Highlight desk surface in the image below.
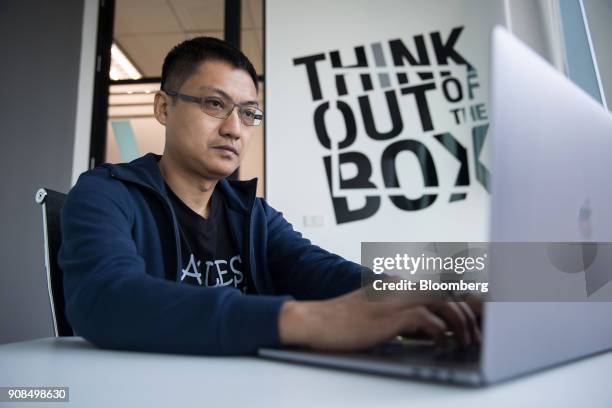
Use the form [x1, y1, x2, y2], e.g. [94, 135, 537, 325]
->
[1, 337, 611, 407]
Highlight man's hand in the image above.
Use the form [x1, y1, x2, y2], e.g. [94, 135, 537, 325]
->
[278, 288, 481, 351]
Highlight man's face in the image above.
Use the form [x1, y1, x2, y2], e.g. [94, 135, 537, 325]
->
[155, 59, 259, 180]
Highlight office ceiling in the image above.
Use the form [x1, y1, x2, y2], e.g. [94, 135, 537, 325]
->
[113, 0, 263, 78]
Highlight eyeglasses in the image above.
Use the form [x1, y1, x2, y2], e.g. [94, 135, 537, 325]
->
[164, 90, 263, 126]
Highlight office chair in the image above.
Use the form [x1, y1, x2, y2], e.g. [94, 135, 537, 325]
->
[35, 188, 73, 337]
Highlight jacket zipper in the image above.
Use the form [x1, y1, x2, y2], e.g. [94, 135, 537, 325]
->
[242, 205, 258, 294]
[110, 173, 183, 280]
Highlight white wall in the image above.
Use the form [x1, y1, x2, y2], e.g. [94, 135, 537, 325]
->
[71, 0, 100, 184]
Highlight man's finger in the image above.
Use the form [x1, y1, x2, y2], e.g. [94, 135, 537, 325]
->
[401, 306, 448, 344]
[465, 295, 483, 318]
[456, 301, 481, 344]
[428, 302, 471, 346]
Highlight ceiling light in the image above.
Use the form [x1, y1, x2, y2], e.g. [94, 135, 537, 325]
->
[110, 43, 143, 80]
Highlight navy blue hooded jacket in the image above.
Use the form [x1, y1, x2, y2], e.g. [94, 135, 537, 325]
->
[59, 153, 363, 355]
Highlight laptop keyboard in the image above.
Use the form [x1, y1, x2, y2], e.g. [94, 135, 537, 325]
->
[371, 336, 481, 363]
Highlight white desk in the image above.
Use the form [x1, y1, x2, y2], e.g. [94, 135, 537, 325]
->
[1, 337, 611, 407]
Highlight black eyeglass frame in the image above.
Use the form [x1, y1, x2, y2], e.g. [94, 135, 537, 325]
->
[163, 90, 264, 126]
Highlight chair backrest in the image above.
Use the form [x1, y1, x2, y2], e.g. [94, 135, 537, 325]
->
[35, 188, 73, 337]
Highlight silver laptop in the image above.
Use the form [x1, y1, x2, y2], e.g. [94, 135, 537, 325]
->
[258, 26, 612, 386]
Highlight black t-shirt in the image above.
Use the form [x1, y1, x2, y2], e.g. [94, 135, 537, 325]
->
[166, 184, 251, 294]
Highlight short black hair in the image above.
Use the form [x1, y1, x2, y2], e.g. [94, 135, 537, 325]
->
[161, 36, 258, 94]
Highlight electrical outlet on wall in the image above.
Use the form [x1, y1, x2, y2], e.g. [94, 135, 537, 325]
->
[303, 215, 325, 227]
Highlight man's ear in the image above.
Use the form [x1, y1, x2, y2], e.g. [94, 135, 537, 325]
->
[153, 91, 169, 126]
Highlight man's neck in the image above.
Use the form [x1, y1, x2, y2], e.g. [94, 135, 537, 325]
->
[158, 154, 217, 219]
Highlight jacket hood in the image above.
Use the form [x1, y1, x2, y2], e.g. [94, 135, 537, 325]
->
[103, 153, 258, 214]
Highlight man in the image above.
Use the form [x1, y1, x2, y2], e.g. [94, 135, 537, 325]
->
[59, 37, 479, 355]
